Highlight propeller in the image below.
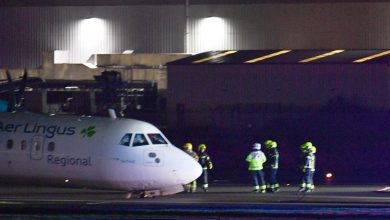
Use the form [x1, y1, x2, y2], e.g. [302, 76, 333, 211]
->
[5, 69, 16, 112]
[15, 69, 28, 109]
[5, 69, 28, 112]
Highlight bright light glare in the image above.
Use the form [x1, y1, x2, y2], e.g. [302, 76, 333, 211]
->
[75, 17, 110, 62]
[199, 17, 226, 52]
[78, 18, 106, 54]
[325, 173, 333, 179]
[81, 18, 104, 39]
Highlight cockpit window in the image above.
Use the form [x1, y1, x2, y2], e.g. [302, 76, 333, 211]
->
[119, 133, 132, 146]
[148, 133, 168, 145]
[132, 133, 149, 147]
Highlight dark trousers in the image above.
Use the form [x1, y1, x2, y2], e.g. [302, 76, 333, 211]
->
[266, 169, 278, 187]
[302, 169, 314, 189]
[250, 170, 266, 190]
[200, 169, 209, 188]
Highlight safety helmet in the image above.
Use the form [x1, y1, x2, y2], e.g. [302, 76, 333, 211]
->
[309, 146, 317, 154]
[183, 142, 193, 151]
[264, 140, 277, 149]
[300, 141, 312, 150]
[253, 143, 261, 150]
[198, 144, 206, 151]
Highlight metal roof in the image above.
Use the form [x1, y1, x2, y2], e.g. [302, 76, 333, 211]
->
[0, 0, 385, 6]
[168, 50, 390, 65]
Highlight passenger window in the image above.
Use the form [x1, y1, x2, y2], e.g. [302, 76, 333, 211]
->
[147, 133, 168, 145]
[21, 140, 27, 150]
[119, 133, 132, 146]
[7, 140, 13, 150]
[48, 142, 55, 152]
[33, 141, 40, 151]
[132, 134, 149, 147]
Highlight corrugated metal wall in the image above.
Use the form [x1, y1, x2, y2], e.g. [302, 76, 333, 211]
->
[2, 3, 390, 68]
[0, 5, 185, 68]
[187, 3, 390, 52]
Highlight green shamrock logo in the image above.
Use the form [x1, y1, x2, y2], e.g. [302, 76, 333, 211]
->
[81, 126, 96, 138]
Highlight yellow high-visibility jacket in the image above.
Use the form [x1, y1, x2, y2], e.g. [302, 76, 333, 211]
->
[246, 150, 267, 171]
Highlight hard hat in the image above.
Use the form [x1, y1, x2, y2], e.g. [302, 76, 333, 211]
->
[309, 146, 317, 154]
[183, 142, 193, 151]
[300, 141, 312, 150]
[198, 144, 206, 151]
[253, 143, 261, 150]
[265, 140, 277, 149]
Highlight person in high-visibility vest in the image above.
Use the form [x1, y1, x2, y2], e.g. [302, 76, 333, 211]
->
[197, 144, 213, 192]
[264, 140, 280, 193]
[183, 142, 199, 193]
[246, 143, 267, 193]
[299, 141, 316, 192]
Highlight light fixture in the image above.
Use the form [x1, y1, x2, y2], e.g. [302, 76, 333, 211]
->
[299, 50, 344, 63]
[198, 17, 227, 52]
[353, 50, 390, 63]
[192, 50, 237, 63]
[244, 50, 291, 63]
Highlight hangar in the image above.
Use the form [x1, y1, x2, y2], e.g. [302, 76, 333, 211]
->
[167, 49, 390, 129]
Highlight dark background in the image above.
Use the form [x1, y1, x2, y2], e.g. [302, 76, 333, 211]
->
[165, 99, 390, 186]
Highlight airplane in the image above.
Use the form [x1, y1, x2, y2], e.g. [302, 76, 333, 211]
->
[0, 70, 202, 197]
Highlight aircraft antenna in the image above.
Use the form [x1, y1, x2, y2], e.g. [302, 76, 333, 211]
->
[108, 108, 117, 119]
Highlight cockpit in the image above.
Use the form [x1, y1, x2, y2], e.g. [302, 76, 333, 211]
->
[119, 133, 168, 147]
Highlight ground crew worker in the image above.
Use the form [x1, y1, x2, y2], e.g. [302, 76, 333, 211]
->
[264, 140, 280, 193]
[198, 144, 213, 192]
[246, 143, 267, 193]
[183, 142, 199, 193]
[299, 142, 316, 192]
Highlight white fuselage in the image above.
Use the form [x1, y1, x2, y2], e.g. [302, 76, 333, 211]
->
[0, 112, 202, 195]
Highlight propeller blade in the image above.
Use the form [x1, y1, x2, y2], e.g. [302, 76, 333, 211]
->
[16, 69, 28, 108]
[5, 69, 15, 112]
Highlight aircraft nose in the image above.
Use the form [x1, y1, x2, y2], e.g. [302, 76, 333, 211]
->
[183, 154, 203, 184]
[173, 147, 203, 184]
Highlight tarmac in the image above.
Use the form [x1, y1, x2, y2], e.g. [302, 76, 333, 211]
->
[0, 184, 389, 219]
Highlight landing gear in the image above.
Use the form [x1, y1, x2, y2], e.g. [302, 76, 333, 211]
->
[138, 190, 160, 198]
[125, 192, 132, 199]
[124, 191, 157, 199]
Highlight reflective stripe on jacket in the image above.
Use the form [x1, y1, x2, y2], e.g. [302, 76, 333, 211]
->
[303, 153, 315, 171]
[246, 150, 267, 170]
[266, 149, 279, 169]
[199, 152, 212, 169]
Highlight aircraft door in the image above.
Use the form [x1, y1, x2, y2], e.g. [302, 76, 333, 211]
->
[31, 135, 45, 160]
